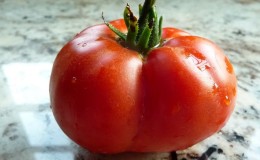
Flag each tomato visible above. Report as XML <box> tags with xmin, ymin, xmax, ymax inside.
<box><xmin>49</xmin><ymin>0</ymin><xmax>237</xmax><ymax>154</ymax></box>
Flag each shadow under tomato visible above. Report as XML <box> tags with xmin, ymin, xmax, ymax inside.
<box><xmin>73</xmin><ymin>146</ymin><xmax>171</xmax><ymax>160</ymax></box>
<box><xmin>73</xmin><ymin>145</ymin><xmax>221</xmax><ymax>160</ymax></box>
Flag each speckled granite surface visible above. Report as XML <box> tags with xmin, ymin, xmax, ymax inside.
<box><xmin>0</xmin><ymin>0</ymin><xmax>260</xmax><ymax>159</ymax></box>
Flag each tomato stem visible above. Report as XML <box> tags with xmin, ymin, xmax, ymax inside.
<box><xmin>104</xmin><ymin>0</ymin><xmax>162</xmax><ymax>55</ymax></box>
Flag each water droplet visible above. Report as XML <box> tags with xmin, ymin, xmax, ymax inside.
<box><xmin>223</xmin><ymin>95</ymin><xmax>231</xmax><ymax>106</ymax></box>
<box><xmin>212</xmin><ymin>83</ymin><xmax>219</xmax><ymax>94</ymax></box>
<box><xmin>71</xmin><ymin>77</ymin><xmax>77</xmax><ymax>83</ymax></box>
<box><xmin>96</xmin><ymin>37</ymin><xmax>106</xmax><ymax>41</ymax></box>
<box><xmin>77</xmin><ymin>42</ymin><xmax>88</xmax><ymax>47</ymax></box>
<box><xmin>187</xmin><ymin>54</ymin><xmax>200</xmax><ymax>64</ymax></box>
<box><xmin>232</xmin><ymin>87</ymin><xmax>237</xmax><ymax>96</ymax></box>
<box><xmin>197</xmin><ymin>63</ymin><xmax>211</xmax><ymax>71</ymax></box>
<box><xmin>187</xmin><ymin>54</ymin><xmax>210</xmax><ymax>71</ymax></box>
<box><xmin>225</xmin><ymin>57</ymin><xmax>233</xmax><ymax>74</ymax></box>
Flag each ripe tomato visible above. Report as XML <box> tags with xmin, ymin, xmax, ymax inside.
<box><xmin>50</xmin><ymin>0</ymin><xmax>237</xmax><ymax>154</ymax></box>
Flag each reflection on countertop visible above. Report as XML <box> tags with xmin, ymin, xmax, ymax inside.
<box><xmin>0</xmin><ymin>0</ymin><xmax>260</xmax><ymax>159</ymax></box>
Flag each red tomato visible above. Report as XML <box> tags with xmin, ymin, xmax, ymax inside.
<box><xmin>50</xmin><ymin>19</ymin><xmax>237</xmax><ymax>153</ymax></box>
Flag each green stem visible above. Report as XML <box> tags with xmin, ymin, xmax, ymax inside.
<box><xmin>102</xmin><ymin>13</ymin><xmax>126</xmax><ymax>41</ymax></box>
<box><xmin>137</xmin><ymin>25</ymin><xmax>152</xmax><ymax>52</ymax></box>
<box><xmin>125</xmin><ymin>4</ymin><xmax>138</xmax><ymax>49</ymax></box>
<box><xmin>104</xmin><ymin>0</ymin><xmax>162</xmax><ymax>55</ymax></box>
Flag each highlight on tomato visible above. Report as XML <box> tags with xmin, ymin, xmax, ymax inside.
<box><xmin>49</xmin><ymin>0</ymin><xmax>237</xmax><ymax>154</ymax></box>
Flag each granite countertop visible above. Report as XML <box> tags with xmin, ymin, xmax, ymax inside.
<box><xmin>0</xmin><ymin>0</ymin><xmax>260</xmax><ymax>159</ymax></box>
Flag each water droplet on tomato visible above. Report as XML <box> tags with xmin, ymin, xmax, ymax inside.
<box><xmin>82</xmin><ymin>42</ymin><xmax>87</xmax><ymax>47</ymax></box>
<box><xmin>212</xmin><ymin>83</ymin><xmax>219</xmax><ymax>94</ymax></box>
<box><xmin>187</xmin><ymin>54</ymin><xmax>201</xmax><ymax>64</ymax></box>
<box><xmin>197</xmin><ymin>63</ymin><xmax>211</xmax><ymax>71</ymax></box>
<box><xmin>225</xmin><ymin>57</ymin><xmax>233</xmax><ymax>74</ymax></box>
<box><xmin>77</xmin><ymin>42</ymin><xmax>88</xmax><ymax>47</ymax></box>
<box><xmin>223</xmin><ymin>95</ymin><xmax>231</xmax><ymax>106</ymax></box>
<box><xmin>232</xmin><ymin>87</ymin><xmax>237</xmax><ymax>96</ymax></box>
<box><xmin>187</xmin><ymin>54</ymin><xmax>210</xmax><ymax>71</ymax></box>
<box><xmin>96</xmin><ymin>37</ymin><xmax>106</xmax><ymax>41</ymax></box>
<box><xmin>71</xmin><ymin>77</ymin><xmax>77</xmax><ymax>83</ymax></box>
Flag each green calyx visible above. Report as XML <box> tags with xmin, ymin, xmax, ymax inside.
<box><xmin>103</xmin><ymin>0</ymin><xmax>163</xmax><ymax>55</ymax></box>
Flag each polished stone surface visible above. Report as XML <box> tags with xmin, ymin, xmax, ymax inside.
<box><xmin>0</xmin><ymin>0</ymin><xmax>260</xmax><ymax>159</ymax></box>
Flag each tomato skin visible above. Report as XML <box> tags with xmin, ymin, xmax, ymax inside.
<box><xmin>131</xmin><ymin>37</ymin><xmax>237</xmax><ymax>152</ymax></box>
<box><xmin>50</xmin><ymin>19</ymin><xmax>237</xmax><ymax>153</ymax></box>
<box><xmin>50</xmin><ymin>20</ymin><xmax>144</xmax><ymax>153</ymax></box>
